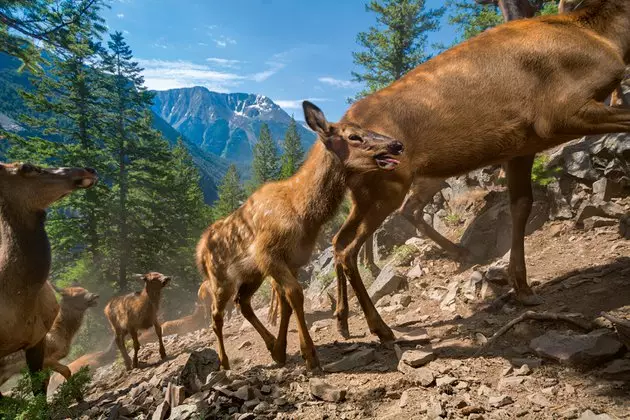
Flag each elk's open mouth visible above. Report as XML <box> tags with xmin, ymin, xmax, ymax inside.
<box><xmin>374</xmin><ymin>154</ymin><xmax>400</xmax><ymax>170</ymax></box>
<box><xmin>88</xmin><ymin>294</ymin><xmax>99</xmax><ymax>307</ymax></box>
<box><xmin>74</xmin><ymin>177</ymin><xmax>97</xmax><ymax>189</ymax></box>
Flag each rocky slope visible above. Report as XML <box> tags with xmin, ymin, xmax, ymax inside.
<box><xmin>151</xmin><ymin>87</ymin><xmax>316</xmax><ymax>164</ymax></box>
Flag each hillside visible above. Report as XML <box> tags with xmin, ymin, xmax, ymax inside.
<box><xmin>0</xmin><ymin>53</ymin><xmax>229</xmax><ymax>203</ymax></box>
<box><xmin>152</xmin><ymin>87</ymin><xmax>316</xmax><ymax>164</ymax></box>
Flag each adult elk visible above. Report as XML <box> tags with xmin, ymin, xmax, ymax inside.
<box><xmin>0</xmin><ymin>162</ymin><xmax>97</xmax><ymax>394</ymax></box>
<box><xmin>329</xmin><ymin>0</ymin><xmax>630</xmax><ymax>344</ymax></box>
<box><xmin>196</xmin><ymin>102</ymin><xmax>403</xmax><ymax>372</ymax></box>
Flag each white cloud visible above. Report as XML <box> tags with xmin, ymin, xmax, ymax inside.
<box><xmin>116</xmin><ymin>13</ymin><xmax>125</xmax><ymax>18</ymax></box>
<box><xmin>137</xmin><ymin>57</ymin><xmax>283</xmax><ymax>92</ymax></box>
<box><xmin>214</xmin><ymin>36</ymin><xmax>236</xmax><ymax>48</ymax></box>
<box><xmin>275</xmin><ymin>98</ymin><xmax>330</xmax><ymax>110</ymax></box>
<box><xmin>206</xmin><ymin>57</ymin><xmax>243</xmax><ymax>68</ymax></box>
<box><xmin>318</xmin><ymin>76</ymin><xmax>360</xmax><ymax>89</ymax></box>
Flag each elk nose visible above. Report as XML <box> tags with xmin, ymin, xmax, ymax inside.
<box><xmin>85</xmin><ymin>167</ymin><xmax>97</xmax><ymax>175</ymax></box>
<box><xmin>388</xmin><ymin>141</ymin><xmax>404</xmax><ymax>155</ymax></box>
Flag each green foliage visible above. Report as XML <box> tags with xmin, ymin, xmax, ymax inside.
<box><xmin>213</xmin><ymin>164</ymin><xmax>245</xmax><ymax>220</ymax></box>
<box><xmin>351</xmin><ymin>0</ymin><xmax>445</xmax><ymax>100</ymax></box>
<box><xmin>250</xmin><ymin>123</ymin><xmax>279</xmax><ymax>191</ymax></box>
<box><xmin>531</xmin><ymin>155</ymin><xmax>560</xmax><ymax>187</ymax></box>
<box><xmin>0</xmin><ymin>0</ymin><xmax>106</xmax><ymax>73</ymax></box>
<box><xmin>390</xmin><ymin>244</ymin><xmax>417</xmax><ymax>266</ymax></box>
<box><xmin>444</xmin><ymin>212</ymin><xmax>463</xmax><ymax>225</ymax></box>
<box><xmin>447</xmin><ymin>1</ymin><xmax>502</xmax><ymax>42</ymax></box>
<box><xmin>0</xmin><ymin>367</ymin><xmax>91</xmax><ymax>420</ymax></box>
<box><xmin>279</xmin><ymin>116</ymin><xmax>304</xmax><ymax>179</ymax></box>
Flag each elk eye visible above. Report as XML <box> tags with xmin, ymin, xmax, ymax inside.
<box><xmin>348</xmin><ymin>134</ymin><xmax>363</xmax><ymax>142</ymax></box>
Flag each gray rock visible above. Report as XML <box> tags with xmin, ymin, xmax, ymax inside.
<box><xmin>435</xmin><ymin>375</ymin><xmax>457</xmax><ymax>387</ymax></box>
<box><xmin>165</xmin><ymin>383</ymin><xmax>186</xmax><ymax>408</ymax></box>
<box><xmin>391</xmin><ymin>293</ymin><xmax>412</xmax><ymax>308</ymax></box>
<box><xmin>151</xmin><ymin>401</ymin><xmax>170</xmax><ymax>420</ymax></box>
<box><xmin>600</xmin><ymin>358</ymin><xmax>630</xmax><ymax>375</ymax></box>
<box><xmin>530</xmin><ymin>329</ymin><xmax>624</xmax><ymax>367</ymax></box>
<box><xmin>547</xmin><ymin>180</ymin><xmax>573</xmax><ymax>220</ymax></box>
<box><xmin>527</xmin><ymin>393</ymin><xmax>552</xmax><ymax>407</ymax></box>
<box><xmin>489</xmin><ymin>395</ymin><xmax>514</xmax><ymax>408</ymax></box>
<box><xmin>583</xmin><ymin>216</ymin><xmax>618</xmax><ymax>231</ymax></box>
<box><xmin>592</xmin><ymin>178</ymin><xmax>623</xmax><ymax>202</ymax></box>
<box><xmin>578</xmin><ymin>410</ymin><xmax>613</xmax><ymax>420</ymax></box>
<box><xmin>394</xmin><ymin>329</ymin><xmax>431</xmax><ymax>346</ymax></box>
<box><xmin>205</xmin><ymin>370</ymin><xmax>227</xmax><ymax>388</ymax></box>
<box><xmin>233</xmin><ymin>385</ymin><xmax>254</xmax><ymax>401</ymax></box>
<box><xmin>179</xmin><ymin>349</ymin><xmax>220</xmax><ymax>394</ymax></box>
<box><xmin>309</xmin><ymin>378</ymin><xmax>347</xmax><ymax>402</ymax></box>
<box><xmin>497</xmin><ymin>376</ymin><xmax>525</xmax><ymax>391</ymax></box>
<box><xmin>401</xmin><ymin>349</ymin><xmax>436</xmax><ymax>368</ymax></box>
<box><xmin>397</xmin><ymin>360</ymin><xmax>435</xmax><ymax>387</ymax></box>
<box><xmin>168</xmin><ymin>404</ymin><xmax>197</xmax><ymax>419</ymax></box>
<box><xmin>373</xmin><ymin>214</ymin><xmax>417</xmax><ymax>262</ymax></box>
<box><xmin>368</xmin><ymin>265</ymin><xmax>407</xmax><ymax>304</ymax></box>
<box><xmin>407</xmin><ymin>263</ymin><xmax>424</xmax><ymax>279</ymax></box>
<box><xmin>511</xmin><ymin>357</ymin><xmax>542</xmax><ymax>368</ymax></box>
<box><xmin>323</xmin><ymin>349</ymin><xmax>376</xmax><ymax>372</ymax></box>
<box><xmin>576</xmin><ymin>201</ymin><xmax>626</xmax><ymax>226</ymax></box>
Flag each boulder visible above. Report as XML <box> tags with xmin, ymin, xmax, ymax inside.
<box><xmin>323</xmin><ymin>348</ymin><xmax>376</xmax><ymax>373</ymax></box>
<box><xmin>576</xmin><ymin>201</ymin><xmax>625</xmax><ymax>226</ymax></box>
<box><xmin>400</xmin><ymin>349</ymin><xmax>436</xmax><ymax>368</ymax></box>
<box><xmin>373</xmin><ymin>213</ymin><xmax>417</xmax><ymax>263</ymax></box>
<box><xmin>529</xmin><ymin>329</ymin><xmax>624</xmax><ymax>367</ymax></box>
<box><xmin>578</xmin><ymin>410</ymin><xmax>614</xmax><ymax>420</ymax></box>
<box><xmin>368</xmin><ymin>265</ymin><xmax>407</xmax><ymax>304</ymax></box>
<box><xmin>178</xmin><ymin>349</ymin><xmax>220</xmax><ymax>394</ymax></box>
<box><xmin>592</xmin><ymin>178</ymin><xmax>623</xmax><ymax>202</ymax></box>
<box><xmin>583</xmin><ymin>216</ymin><xmax>618</xmax><ymax>231</ymax></box>
<box><xmin>151</xmin><ymin>401</ymin><xmax>170</xmax><ymax>420</ymax></box>
<box><xmin>309</xmin><ymin>378</ymin><xmax>347</xmax><ymax>402</ymax></box>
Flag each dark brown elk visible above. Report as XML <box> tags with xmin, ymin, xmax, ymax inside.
<box><xmin>327</xmin><ymin>0</ymin><xmax>630</xmax><ymax>344</ymax></box>
<box><xmin>196</xmin><ymin>101</ymin><xmax>404</xmax><ymax>372</ymax></box>
<box><xmin>0</xmin><ymin>284</ymin><xmax>98</xmax><ymax>386</ymax></box>
<box><xmin>104</xmin><ymin>272</ymin><xmax>170</xmax><ymax>371</ymax></box>
<box><xmin>0</xmin><ymin>162</ymin><xmax>97</xmax><ymax>394</ymax></box>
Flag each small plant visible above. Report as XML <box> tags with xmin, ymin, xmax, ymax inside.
<box><xmin>531</xmin><ymin>155</ymin><xmax>561</xmax><ymax>187</ymax></box>
<box><xmin>390</xmin><ymin>244</ymin><xmax>417</xmax><ymax>266</ymax></box>
<box><xmin>444</xmin><ymin>212</ymin><xmax>462</xmax><ymax>226</ymax></box>
<box><xmin>316</xmin><ymin>270</ymin><xmax>337</xmax><ymax>290</ymax></box>
<box><xmin>0</xmin><ymin>366</ymin><xmax>91</xmax><ymax>420</ymax></box>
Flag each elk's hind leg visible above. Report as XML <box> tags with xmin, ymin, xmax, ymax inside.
<box><xmin>211</xmin><ymin>285</ymin><xmax>232</xmax><ymax>370</ymax></box>
<box><xmin>235</xmin><ymin>276</ymin><xmax>277</xmax><ymax>358</ymax></box>
<box><xmin>25</xmin><ymin>338</ymin><xmax>46</xmax><ymax>395</ymax></box>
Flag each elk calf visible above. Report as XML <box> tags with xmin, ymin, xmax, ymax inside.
<box><xmin>196</xmin><ymin>101</ymin><xmax>404</xmax><ymax>371</ymax></box>
<box><xmin>0</xmin><ymin>284</ymin><xmax>99</xmax><ymax>386</ymax></box>
<box><xmin>104</xmin><ymin>272</ymin><xmax>170</xmax><ymax>370</ymax></box>
<box><xmin>138</xmin><ymin>302</ymin><xmax>207</xmax><ymax>345</ymax></box>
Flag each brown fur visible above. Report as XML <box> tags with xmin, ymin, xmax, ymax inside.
<box><xmin>327</xmin><ymin>0</ymin><xmax>630</xmax><ymax>344</ymax></box>
<box><xmin>138</xmin><ymin>302</ymin><xmax>207</xmax><ymax>344</ymax></box>
<box><xmin>46</xmin><ymin>339</ymin><xmax>117</xmax><ymax>398</ymax></box>
<box><xmin>0</xmin><ymin>162</ymin><xmax>97</xmax><ymax>393</ymax></box>
<box><xmin>196</xmin><ymin>102</ymin><xmax>404</xmax><ymax>371</ymax></box>
<box><xmin>0</xmin><ymin>284</ymin><xmax>98</xmax><ymax>385</ymax></box>
<box><xmin>104</xmin><ymin>272</ymin><xmax>170</xmax><ymax>371</ymax></box>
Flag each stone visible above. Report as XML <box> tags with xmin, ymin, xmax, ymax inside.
<box><xmin>237</xmin><ymin>414</ymin><xmax>256</xmax><ymax>420</ymax></box>
<box><xmin>578</xmin><ymin>410</ymin><xmax>613</xmax><ymax>420</ymax></box>
<box><xmin>253</xmin><ymin>402</ymin><xmax>271</xmax><ymax>414</ymax></box>
<box><xmin>547</xmin><ymin>180</ymin><xmax>573</xmax><ymax>220</ymax></box>
<box><xmin>391</xmin><ymin>293</ymin><xmax>412</xmax><ymax>307</ymax></box>
<box><xmin>165</xmin><ymin>383</ymin><xmax>186</xmax><ymax>408</ymax></box>
<box><xmin>576</xmin><ymin>201</ymin><xmax>626</xmax><ymax>226</ymax></box>
<box><xmin>489</xmin><ymin>395</ymin><xmax>514</xmax><ymax>408</ymax></box>
<box><xmin>368</xmin><ymin>265</ymin><xmax>408</xmax><ymax>304</ymax></box>
<box><xmin>397</xmin><ymin>360</ymin><xmax>435</xmax><ymax>387</ymax></box>
<box><xmin>310</xmin><ymin>319</ymin><xmax>332</xmax><ymax>333</ymax></box>
<box><xmin>422</xmin><ymin>396</ymin><xmax>445</xmax><ymax>418</ymax></box>
<box><xmin>530</xmin><ymin>329</ymin><xmax>624</xmax><ymax>367</ymax></box>
<box><xmin>243</xmin><ymin>398</ymin><xmax>260</xmax><ymax>410</ymax></box>
<box><xmin>323</xmin><ymin>348</ymin><xmax>376</xmax><ymax>372</ymax></box>
<box><xmin>394</xmin><ymin>329</ymin><xmax>431</xmax><ymax>346</ymax></box>
<box><xmin>527</xmin><ymin>393</ymin><xmax>552</xmax><ymax>407</ymax></box>
<box><xmin>592</xmin><ymin>178</ymin><xmax>622</xmax><ymax>202</ymax></box>
<box><xmin>238</xmin><ymin>340</ymin><xmax>252</xmax><ymax>349</ymax></box>
<box><xmin>600</xmin><ymin>359</ymin><xmax>630</xmax><ymax>375</ymax></box>
<box><xmin>510</xmin><ymin>357</ymin><xmax>542</xmax><ymax>368</ymax></box>
<box><xmin>233</xmin><ymin>385</ymin><xmax>254</xmax><ymax>401</ymax></box>
<box><xmin>514</xmin><ymin>364</ymin><xmax>532</xmax><ymax>376</ymax></box>
<box><xmin>309</xmin><ymin>378</ymin><xmax>347</xmax><ymax>402</ymax></box>
<box><xmin>179</xmin><ymin>349</ymin><xmax>220</xmax><ymax>394</ymax></box>
<box><xmin>440</xmin><ymin>282</ymin><xmax>459</xmax><ymax>310</ymax></box>
<box><xmin>169</xmin><ymin>404</ymin><xmax>197</xmax><ymax>419</ymax></box>
<box><xmin>205</xmin><ymin>370</ymin><xmax>227</xmax><ymax>388</ymax></box>
<box><xmin>151</xmin><ymin>401</ymin><xmax>170</xmax><ymax>420</ymax></box>
<box><xmin>260</xmin><ymin>385</ymin><xmax>272</xmax><ymax>394</ymax></box>
<box><xmin>583</xmin><ymin>216</ymin><xmax>618</xmax><ymax>231</ymax></box>
<box><xmin>485</xmin><ymin>265</ymin><xmax>509</xmax><ymax>285</ymax></box>
<box><xmin>400</xmin><ymin>349</ymin><xmax>436</xmax><ymax>368</ymax></box>
<box><xmin>497</xmin><ymin>376</ymin><xmax>525</xmax><ymax>391</ymax></box>
<box><xmin>373</xmin><ymin>213</ymin><xmax>418</xmax><ymax>262</ymax></box>
<box><xmin>435</xmin><ymin>375</ymin><xmax>457</xmax><ymax>387</ymax></box>
<box><xmin>407</xmin><ymin>264</ymin><xmax>424</xmax><ymax>279</ymax></box>
<box><xmin>461</xmin><ymin>406</ymin><xmax>485</xmax><ymax>415</ymax></box>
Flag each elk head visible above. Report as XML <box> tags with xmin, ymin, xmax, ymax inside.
<box><xmin>135</xmin><ymin>272</ymin><xmax>171</xmax><ymax>297</ymax></box>
<box><xmin>303</xmin><ymin>101</ymin><xmax>404</xmax><ymax>173</ymax></box>
<box><xmin>55</xmin><ymin>285</ymin><xmax>100</xmax><ymax>310</ymax></box>
<box><xmin>0</xmin><ymin>162</ymin><xmax>98</xmax><ymax>212</ymax></box>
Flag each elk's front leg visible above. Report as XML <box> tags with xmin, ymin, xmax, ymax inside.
<box><xmin>153</xmin><ymin>321</ymin><xmax>167</xmax><ymax>360</ymax></box>
<box><xmin>25</xmin><ymin>338</ymin><xmax>46</xmax><ymax>395</ymax></box>
<box><xmin>506</xmin><ymin>154</ymin><xmax>541</xmax><ymax>306</ymax></box>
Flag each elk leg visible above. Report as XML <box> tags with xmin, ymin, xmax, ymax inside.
<box><xmin>212</xmin><ymin>285</ymin><xmax>231</xmax><ymax>370</ymax></box>
<box><xmin>115</xmin><ymin>332</ymin><xmax>132</xmax><ymax>371</ymax></box>
<box><xmin>45</xmin><ymin>359</ymin><xmax>71</xmax><ymax>380</ymax></box>
<box><xmin>236</xmin><ymin>277</ymin><xmax>277</xmax><ymax>354</ymax></box>
<box><xmin>270</xmin><ymin>263</ymin><xmax>320</xmax><ymax>371</ymax></box>
<box><xmin>153</xmin><ymin>321</ymin><xmax>167</xmax><ymax>360</ymax></box>
<box><xmin>400</xmin><ymin>178</ymin><xmax>471</xmax><ymax>261</ymax></box>
<box><xmin>25</xmin><ymin>338</ymin><xmax>46</xmax><ymax>395</ymax></box>
<box><xmin>129</xmin><ymin>329</ymin><xmax>141</xmax><ymax>369</ymax></box>
<box><xmin>506</xmin><ymin>154</ymin><xmax>541</xmax><ymax>306</ymax></box>
<box><xmin>272</xmin><ymin>291</ymin><xmax>293</xmax><ymax>366</ymax></box>
<box><xmin>610</xmin><ymin>85</ymin><xmax>625</xmax><ymax>107</ymax></box>
<box><xmin>334</xmin><ymin>196</ymin><xmax>405</xmax><ymax>344</ymax></box>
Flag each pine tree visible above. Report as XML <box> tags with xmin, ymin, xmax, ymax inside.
<box><xmin>351</xmin><ymin>0</ymin><xmax>445</xmax><ymax>100</ymax></box>
<box><xmin>279</xmin><ymin>116</ymin><xmax>304</xmax><ymax>179</ymax></box>
<box><xmin>99</xmin><ymin>31</ymin><xmax>155</xmax><ymax>291</ymax></box>
<box><xmin>250</xmin><ymin>123</ymin><xmax>279</xmax><ymax>190</ymax></box>
<box><xmin>0</xmin><ymin>0</ymin><xmax>105</xmax><ymax>73</ymax></box>
<box><xmin>213</xmin><ymin>164</ymin><xmax>245</xmax><ymax>220</ymax></box>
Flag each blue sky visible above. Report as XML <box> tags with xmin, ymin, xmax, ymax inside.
<box><xmin>103</xmin><ymin>0</ymin><xmax>459</xmax><ymax>121</ymax></box>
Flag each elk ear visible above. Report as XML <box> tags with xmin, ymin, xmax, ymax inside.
<box><xmin>303</xmin><ymin>101</ymin><xmax>331</xmax><ymax>136</ymax></box>
<box><xmin>133</xmin><ymin>273</ymin><xmax>145</xmax><ymax>282</ymax></box>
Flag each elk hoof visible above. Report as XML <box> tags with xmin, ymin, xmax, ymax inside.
<box><xmin>337</xmin><ymin>320</ymin><xmax>350</xmax><ymax>340</ymax></box>
<box><xmin>515</xmin><ymin>292</ymin><xmax>543</xmax><ymax>306</ymax></box>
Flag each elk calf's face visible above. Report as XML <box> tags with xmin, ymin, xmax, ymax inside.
<box><xmin>0</xmin><ymin>163</ymin><xmax>98</xmax><ymax>211</ymax></box>
<box><xmin>135</xmin><ymin>272</ymin><xmax>171</xmax><ymax>295</ymax></box>
<box><xmin>59</xmin><ymin>287</ymin><xmax>100</xmax><ymax>310</ymax></box>
<box><xmin>303</xmin><ymin>101</ymin><xmax>404</xmax><ymax>173</ymax></box>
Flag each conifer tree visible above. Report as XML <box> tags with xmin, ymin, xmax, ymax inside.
<box><xmin>351</xmin><ymin>0</ymin><xmax>445</xmax><ymax>100</ymax></box>
<box><xmin>250</xmin><ymin>123</ymin><xmax>279</xmax><ymax>190</ymax></box>
<box><xmin>280</xmin><ymin>116</ymin><xmax>304</xmax><ymax>179</ymax></box>
<box><xmin>213</xmin><ymin>164</ymin><xmax>245</xmax><ymax>220</ymax></box>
